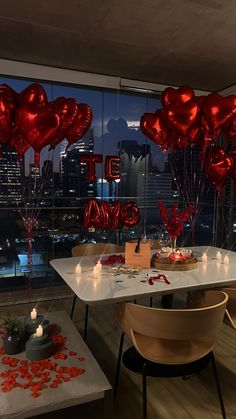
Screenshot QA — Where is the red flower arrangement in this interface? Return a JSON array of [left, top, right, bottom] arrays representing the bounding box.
[[159, 202, 194, 238]]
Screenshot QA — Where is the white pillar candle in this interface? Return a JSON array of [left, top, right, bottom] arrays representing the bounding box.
[[202, 253, 207, 263], [223, 255, 229, 265], [216, 251, 222, 262], [36, 325, 43, 337], [30, 308, 37, 320], [75, 264, 81, 276]]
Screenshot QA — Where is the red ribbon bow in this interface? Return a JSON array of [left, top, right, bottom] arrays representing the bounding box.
[[99, 254, 125, 265], [148, 274, 170, 285]]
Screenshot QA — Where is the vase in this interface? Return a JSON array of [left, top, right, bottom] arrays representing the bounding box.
[[170, 236, 177, 252], [3, 331, 23, 355]]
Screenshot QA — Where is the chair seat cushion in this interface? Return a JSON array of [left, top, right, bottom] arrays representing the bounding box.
[[123, 346, 212, 377]]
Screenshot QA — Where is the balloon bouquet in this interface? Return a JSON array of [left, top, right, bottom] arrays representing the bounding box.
[[0, 82, 93, 285], [140, 85, 236, 243]]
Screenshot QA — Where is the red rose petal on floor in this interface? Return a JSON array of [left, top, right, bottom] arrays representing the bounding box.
[[69, 351, 77, 356], [77, 356, 85, 361]]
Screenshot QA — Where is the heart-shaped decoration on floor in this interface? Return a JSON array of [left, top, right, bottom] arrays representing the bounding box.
[[202, 93, 236, 131], [161, 85, 195, 107]]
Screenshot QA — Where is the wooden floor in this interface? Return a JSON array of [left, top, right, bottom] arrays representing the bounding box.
[[1, 290, 236, 419]]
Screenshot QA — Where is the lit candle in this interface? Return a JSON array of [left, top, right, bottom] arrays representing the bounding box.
[[216, 251, 222, 262], [30, 308, 37, 320], [96, 261, 102, 272], [75, 264, 81, 277], [223, 255, 229, 265], [202, 253, 207, 263], [36, 325, 43, 337]]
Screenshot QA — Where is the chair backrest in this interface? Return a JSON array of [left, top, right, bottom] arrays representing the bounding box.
[[115, 290, 228, 364], [220, 287, 236, 330], [71, 243, 124, 257]]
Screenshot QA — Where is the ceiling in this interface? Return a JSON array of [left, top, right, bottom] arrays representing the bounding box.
[[0, 0, 235, 91]]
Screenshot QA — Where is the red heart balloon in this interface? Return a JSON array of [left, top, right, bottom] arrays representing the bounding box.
[[229, 146, 236, 185], [0, 84, 18, 104], [67, 103, 93, 145], [203, 147, 233, 194], [140, 111, 169, 150], [19, 83, 48, 106], [225, 115, 236, 140], [164, 99, 199, 135], [202, 93, 236, 131], [0, 94, 14, 143], [50, 97, 78, 148], [161, 85, 194, 107], [15, 103, 60, 153], [8, 127, 30, 159]]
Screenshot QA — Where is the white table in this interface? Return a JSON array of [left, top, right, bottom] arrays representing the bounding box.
[[0, 311, 112, 419], [50, 246, 236, 305]]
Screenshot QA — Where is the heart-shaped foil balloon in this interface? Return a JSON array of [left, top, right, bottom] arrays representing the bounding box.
[[202, 92, 236, 131], [161, 85, 195, 107], [50, 97, 78, 148], [164, 99, 199, 136], [8, 127, 30, 159], [15, 103, 60, 153], [19, 83, 48, 107], [0, 94, 14, 142], [140, 110, 169, 151], [67, 103, 93, 145], [203, 147, 233, 194]]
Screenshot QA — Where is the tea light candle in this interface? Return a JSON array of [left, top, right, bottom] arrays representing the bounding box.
[[36, 325, 43, 337], [216, 251, 222, 262], [75, 264, 81, 277], [202, 253, 208, 263], [223, 255, 229, 265], [93, 266, 99, 278], [96, 261, 102, 272], [30, 308, 37, 320]]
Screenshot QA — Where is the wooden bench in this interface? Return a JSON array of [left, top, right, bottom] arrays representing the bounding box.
[[0, 311, 112, 418]]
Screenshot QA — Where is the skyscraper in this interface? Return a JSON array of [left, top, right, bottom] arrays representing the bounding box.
[[61, 129, 96, 199], [0, 145, 24, 206]]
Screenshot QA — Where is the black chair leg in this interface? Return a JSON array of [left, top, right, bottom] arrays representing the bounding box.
[[149, 297, 153, 307], [210, 352, 227, 419], [84, 304, 89, 341], [70, 294, 77, 319], [142, 365, 147, 419], [114, 332, 125, 396]]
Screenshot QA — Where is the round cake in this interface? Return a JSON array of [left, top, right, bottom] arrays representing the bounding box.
[[152, 247, 198, 271]]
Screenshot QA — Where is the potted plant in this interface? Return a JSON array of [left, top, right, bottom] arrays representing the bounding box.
[[1, 316, 26, 355]]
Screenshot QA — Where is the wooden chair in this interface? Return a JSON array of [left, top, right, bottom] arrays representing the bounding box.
[[114, 290, 228, 419], [71, 243, 124, 340], [220, 287, 236, 330]]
